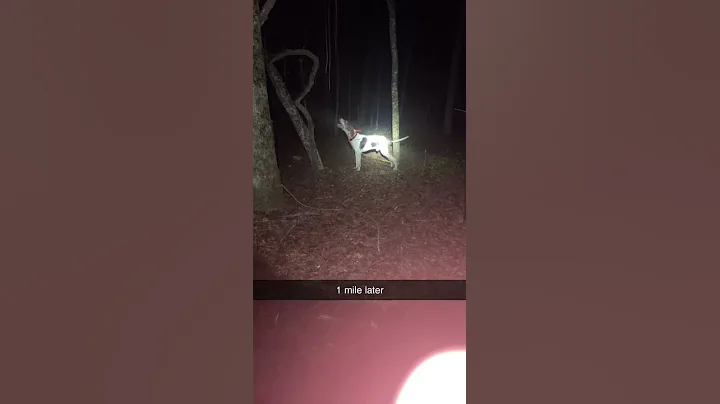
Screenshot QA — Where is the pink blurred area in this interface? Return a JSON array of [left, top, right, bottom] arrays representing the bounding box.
[[254, 300, 466, 404]]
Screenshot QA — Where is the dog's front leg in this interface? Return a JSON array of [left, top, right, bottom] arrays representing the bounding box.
[[354, 151, 362, 171]]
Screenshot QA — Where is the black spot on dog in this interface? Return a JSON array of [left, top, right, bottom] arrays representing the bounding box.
[[360, 138, 367, 148], [371, 142, 378, 148]]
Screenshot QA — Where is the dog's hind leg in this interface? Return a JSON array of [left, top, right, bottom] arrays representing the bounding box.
[[380, 149, 398, 170]]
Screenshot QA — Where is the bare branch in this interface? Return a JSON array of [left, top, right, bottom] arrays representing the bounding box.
[[265, 50, 324, 170], [266, 61, 308, 137], [269, 49, 319, 105], [296, 102, 314, 143], [268, 49, 319, 148], [259, 0, 277, 26]]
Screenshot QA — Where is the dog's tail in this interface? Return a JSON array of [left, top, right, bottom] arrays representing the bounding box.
[[390, 136, 410, 143]]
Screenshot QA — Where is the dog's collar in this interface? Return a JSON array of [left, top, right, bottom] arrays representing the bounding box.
[[348, 129, 362, 140]]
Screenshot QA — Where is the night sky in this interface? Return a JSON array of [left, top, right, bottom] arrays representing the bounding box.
[[260, 0, 466, 156]]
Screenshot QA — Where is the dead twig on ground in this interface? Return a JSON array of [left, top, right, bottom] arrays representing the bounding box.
[[281, 183, 382, 253], [281, 184, 342, 211], [282, 211, 323, 219], [279, 220, 298, 245]]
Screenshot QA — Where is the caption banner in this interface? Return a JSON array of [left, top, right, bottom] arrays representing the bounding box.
[[253, 280, 466, 300]]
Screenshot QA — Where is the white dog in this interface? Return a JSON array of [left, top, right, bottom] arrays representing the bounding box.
[[337, 118, 409, 171]]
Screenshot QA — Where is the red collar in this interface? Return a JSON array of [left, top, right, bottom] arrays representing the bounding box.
[[348, 129, 362, 140]]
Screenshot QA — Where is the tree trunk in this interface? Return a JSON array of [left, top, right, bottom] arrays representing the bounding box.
[[443, 10, 464, 137], [266, 49, 324, 171], [386, 0, 401, 163], [253, 0, 283, 211], [333, 0, 340, 136]]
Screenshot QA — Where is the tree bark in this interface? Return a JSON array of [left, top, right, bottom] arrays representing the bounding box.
[[333, 0, 340, 141], [386, 0, 401, 162], [266, 49, 324, 171], [443, 10, 464, 137], [253, 0, 283, 211]]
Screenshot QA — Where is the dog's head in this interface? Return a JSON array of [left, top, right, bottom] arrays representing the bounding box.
[[337, 118, 361, 139], [337, 117, 353, 134]]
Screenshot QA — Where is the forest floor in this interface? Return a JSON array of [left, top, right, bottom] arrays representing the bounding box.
[[253, 145, 466, 280]]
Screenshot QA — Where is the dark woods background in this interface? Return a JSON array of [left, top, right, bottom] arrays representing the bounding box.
[[261, 0, 466, 165]]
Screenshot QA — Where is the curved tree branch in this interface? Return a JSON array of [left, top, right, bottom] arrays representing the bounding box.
[[269, 49, 319, 105], [265, 48, 323, 170], [259, 0, 277, 26], [295, 101, 314, 146], [269, 49, 319, 143]]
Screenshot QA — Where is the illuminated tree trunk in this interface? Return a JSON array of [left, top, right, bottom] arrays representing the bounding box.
[[386, 0, 401, 162]]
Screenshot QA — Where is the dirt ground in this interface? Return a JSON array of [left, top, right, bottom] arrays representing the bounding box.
[[254, 300, 466, 404], [254, 145, 466, 280]]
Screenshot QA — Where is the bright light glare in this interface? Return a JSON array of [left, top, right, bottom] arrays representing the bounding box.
[[395, 349, 466, 404]]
